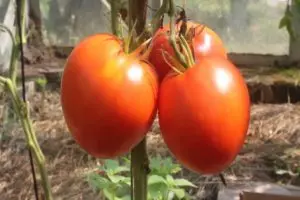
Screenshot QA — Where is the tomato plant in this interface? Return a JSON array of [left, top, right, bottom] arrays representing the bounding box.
[[148, 21, 227, 82], [61, 33, 159, 159], [158, 56, 250, 174]]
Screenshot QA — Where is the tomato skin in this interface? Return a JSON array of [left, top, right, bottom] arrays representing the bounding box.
[[61, 33, 158, 158], [158, 57, 250, 174], [148, 21, 227, 82]]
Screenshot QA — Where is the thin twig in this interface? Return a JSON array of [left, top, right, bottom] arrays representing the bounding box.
[[0, 25, 17, 84]]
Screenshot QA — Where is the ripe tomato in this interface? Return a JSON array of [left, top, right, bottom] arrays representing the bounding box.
[[148, 21, 227, 82], [61, 33, 158, 158], [158, 57, 250, 174]]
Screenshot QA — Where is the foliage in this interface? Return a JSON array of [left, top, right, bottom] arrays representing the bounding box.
[[279, 1, 296, 40], [35, 77, 47, 90], [87, 156, 197, 200]]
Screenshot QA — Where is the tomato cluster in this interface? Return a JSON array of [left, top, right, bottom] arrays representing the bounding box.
[[61, 19, 250, 175]]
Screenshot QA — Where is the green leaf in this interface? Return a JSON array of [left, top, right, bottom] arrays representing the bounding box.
[[150, 156, 182, 177], [149, 156, 162, 171], [148, 175, 167, 185], [120, 195, 131, 200], [103, 188, 122, 200], [170, 188, 185, 199], [148, 183, 168, 200], [166, 175, 175, 186], [174, 179, 197, 188], [286, 23, 297, 41], [279, 15, 290, 29], [123, 177, 131, 186], [104, 159, 120, 173], [114, 166, 130, 174], [107, 174, 126, 183], [87, 173, 110, 190]]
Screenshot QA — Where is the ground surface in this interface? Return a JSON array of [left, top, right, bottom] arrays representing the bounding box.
[[1, 90, 300, 199], [1, 45, 300, 199]]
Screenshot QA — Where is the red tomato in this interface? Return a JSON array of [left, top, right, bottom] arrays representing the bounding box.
[[148, 21, 227, 82], [61, 33, 158, 158], [158, 57, 250, 174]]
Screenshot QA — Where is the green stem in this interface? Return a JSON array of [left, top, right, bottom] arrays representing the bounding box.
[[0, 25, 18, 84], [0, 0, 53, 198], [151, 0, 169, 34], [168, 0, 189, 68], [128, 0, 134, 34], [111, 0, 121, 38], [19, 0, 27, 44], [131, 139, 149, 200], [179, 35, 195, 66], [0, 77, 53, 199], [126, 1, 149, 200]]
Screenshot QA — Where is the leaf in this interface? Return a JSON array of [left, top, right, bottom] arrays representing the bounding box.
[[103, 188, 122, 200], [148, 175, 167, 185], [148, 183, 168, 200], [107, 174, 126, 183], [123, 177, 131, 186], [149, 156, 162, 172], [87, 173, 110, 190], [170, 165, 182, 174], [150, 156, 182, 177], [162, 158, 182, 175], [170, 188, 185, 199], [104, 159, 120, 172], [121, 157, 131, 166], [114, 166, 130, 174], [279, 15, 290, 29], [166, 175, 175, 186], [120, 195, 131, 200], [174, 179, 197, 188]]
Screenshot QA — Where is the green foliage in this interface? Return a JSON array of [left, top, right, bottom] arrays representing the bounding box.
[[87, 156, 197, 200], [35, 77, 47, 89], [279, 0, 300, 41], [279, 2, 296, 41]]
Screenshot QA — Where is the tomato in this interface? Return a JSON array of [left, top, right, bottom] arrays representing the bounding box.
[[148, 21, 227, 82], [158, 56, 250, 174], [61, 33, 158, 158]]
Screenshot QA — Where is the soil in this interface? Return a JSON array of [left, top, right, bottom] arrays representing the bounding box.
[[1, 91, 300, 200], [0, 36, 300, 200]]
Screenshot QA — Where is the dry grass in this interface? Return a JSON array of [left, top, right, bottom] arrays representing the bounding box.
[[0, 91, 300, 199]]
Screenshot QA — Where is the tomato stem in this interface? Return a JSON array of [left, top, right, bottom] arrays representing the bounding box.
[[127, 1, 150, 200], [0, 55, 53, 200], [179, 35, 195, 66], [111, 0, 122, 38], [0, 2, 53, 198], [0, 25, 18, 84], [168, 0, 189, 69], [150, 0, 169, 34]]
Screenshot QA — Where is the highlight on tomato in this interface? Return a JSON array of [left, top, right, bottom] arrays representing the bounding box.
[[60, 33, 159, 159], [158, 55, 250, 174], [148, 20, 227, 83]]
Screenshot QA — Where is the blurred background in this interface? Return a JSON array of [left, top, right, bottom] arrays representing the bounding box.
[[0, 0, 289, 54]]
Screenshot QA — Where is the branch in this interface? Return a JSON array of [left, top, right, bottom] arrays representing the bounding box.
[[151, 0, 169, 34], [99, 0, 129, 32], [0, 0, 54, 199], [0, 24, 18, 84], [127, 1, 149, 200]]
